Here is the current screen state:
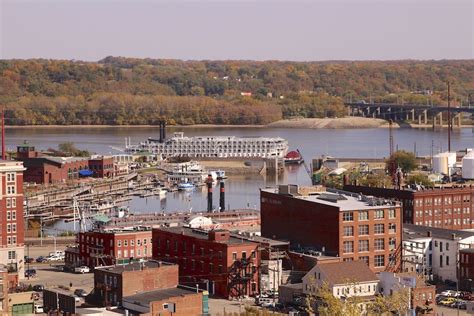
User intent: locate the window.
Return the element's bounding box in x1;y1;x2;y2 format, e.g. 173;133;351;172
6;199;11;208
6;211;10;221
117;250;122;258
192;244;195;255
375;238;385;251
12;224;16;233
242;251;247;259
375;255;385;267
201;248;205;256
174;241;178;252
358;211;369;221
192;260;196;270
343;226;354;237
389;238;396;250
388;223;396;234
446;256;450;266
124;240;128;247
6;224;11;233
124;250;128;257
374;224;384;234
446;243;449;251
8;251;16;260
359;256;369;266
7;173;15;182
359;240;369;252
7;185;15;195
440;242;443;252
343;212;353;222
183;242;187;253
440;255;443;267
143;239;147;245
374;210;384;219
165;240;169;251
210;263;214;273
130;240;134;246
219;251;223;259
359;225;369;235
343;241;354;253
218;265;223;273
388;209;396;219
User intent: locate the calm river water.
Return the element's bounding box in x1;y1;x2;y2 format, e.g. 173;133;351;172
8;126;472;233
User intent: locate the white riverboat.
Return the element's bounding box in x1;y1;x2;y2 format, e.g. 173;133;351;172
125;132;288;159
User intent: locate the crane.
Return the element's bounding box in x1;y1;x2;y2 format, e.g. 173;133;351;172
296;149;313;182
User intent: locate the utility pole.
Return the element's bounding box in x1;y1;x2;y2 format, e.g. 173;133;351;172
447;81;451;152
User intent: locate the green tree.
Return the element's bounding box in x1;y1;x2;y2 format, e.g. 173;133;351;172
407;174;433;187
386;150;417;175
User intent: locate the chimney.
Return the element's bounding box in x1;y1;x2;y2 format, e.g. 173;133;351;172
207;174;213;212
219;181;225;212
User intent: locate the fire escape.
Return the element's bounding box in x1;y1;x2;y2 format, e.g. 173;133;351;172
385;242;403;273
227;257;257;298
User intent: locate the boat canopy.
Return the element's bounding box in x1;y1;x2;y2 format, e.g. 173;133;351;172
78;169;94;177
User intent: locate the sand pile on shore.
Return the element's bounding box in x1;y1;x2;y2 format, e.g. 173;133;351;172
268;117;389;129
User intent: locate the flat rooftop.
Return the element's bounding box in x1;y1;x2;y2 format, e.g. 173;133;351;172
96;260;174;274
262;185;398;211
157;226;257;245
123;287;198;306
403;224;474;241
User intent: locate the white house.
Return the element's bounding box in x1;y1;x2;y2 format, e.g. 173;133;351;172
302;261;379;299
403;224;474;282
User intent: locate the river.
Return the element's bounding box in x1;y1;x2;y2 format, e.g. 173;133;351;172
8;126;472;234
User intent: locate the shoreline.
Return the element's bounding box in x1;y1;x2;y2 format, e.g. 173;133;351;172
4;119;473;130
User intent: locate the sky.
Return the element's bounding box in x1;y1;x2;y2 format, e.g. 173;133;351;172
0;0;473;61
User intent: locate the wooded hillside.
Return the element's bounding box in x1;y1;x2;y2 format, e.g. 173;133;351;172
1;58;472;125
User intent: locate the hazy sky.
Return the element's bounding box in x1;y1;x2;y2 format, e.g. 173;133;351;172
1;0;473;61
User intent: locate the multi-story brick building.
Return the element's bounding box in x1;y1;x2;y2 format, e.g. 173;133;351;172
152;227;260;298
344;184;474;230
261;185;402;273
0;161;25;280
459;248;474;290
65;228;152;268
89;260;178;306
88;156;114;178
17;144;118;185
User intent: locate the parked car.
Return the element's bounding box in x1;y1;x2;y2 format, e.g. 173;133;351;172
32;284;44;292
439;297;456;306
74;266;90;274
440;290;457;297
74;289;87;297
46;255;61;262
459;291;472;300
24;256;35;263
73;295;81;302
36;256;47;263
34;304;44;314
25;269;37;278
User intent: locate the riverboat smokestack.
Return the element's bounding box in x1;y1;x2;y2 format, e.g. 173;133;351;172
207;174;213;212
219;181;225;212
158;121;166;143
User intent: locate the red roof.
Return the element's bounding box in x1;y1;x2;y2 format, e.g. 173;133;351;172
285;151;301;159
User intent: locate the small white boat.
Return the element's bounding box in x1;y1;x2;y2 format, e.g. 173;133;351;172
178;183;195;191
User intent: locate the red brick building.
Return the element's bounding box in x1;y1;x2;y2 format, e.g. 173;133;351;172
261;185;402;273
344;184;474;230
0;161;26;280
88;156;114;178
459;248;474;290
17;144;117;185
65;228;152;268
89;260;178;306
152;227;260;298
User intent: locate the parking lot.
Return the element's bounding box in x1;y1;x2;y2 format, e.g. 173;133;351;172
22;263;94;293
